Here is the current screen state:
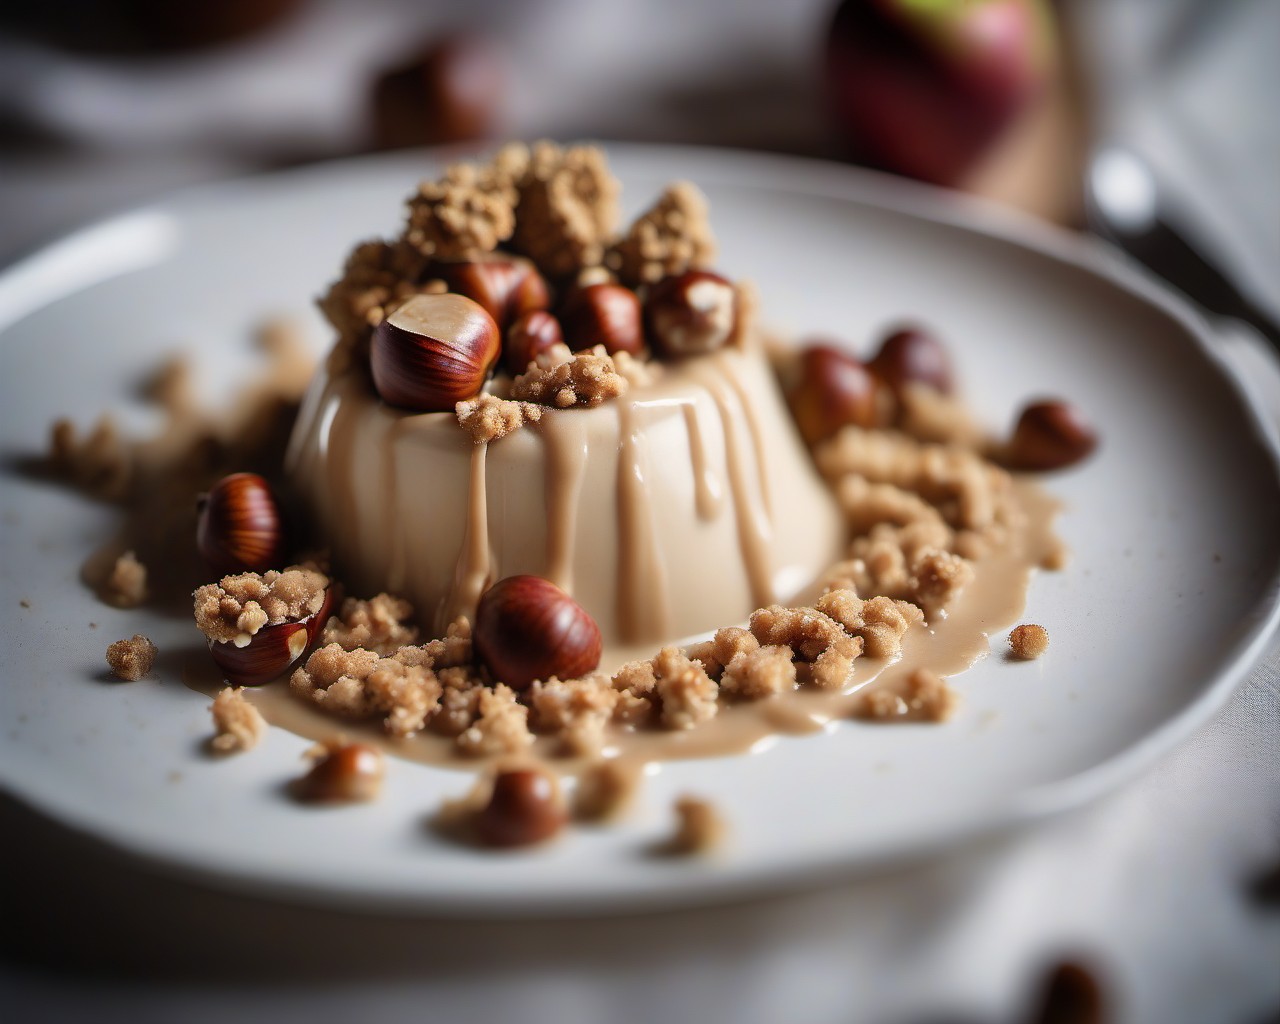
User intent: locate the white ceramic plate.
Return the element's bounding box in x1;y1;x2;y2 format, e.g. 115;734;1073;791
2;146;1278;916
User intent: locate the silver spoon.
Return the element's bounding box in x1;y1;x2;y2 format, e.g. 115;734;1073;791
1085;144;1280;351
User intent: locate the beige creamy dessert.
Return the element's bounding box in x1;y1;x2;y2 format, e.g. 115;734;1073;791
285;328;844;651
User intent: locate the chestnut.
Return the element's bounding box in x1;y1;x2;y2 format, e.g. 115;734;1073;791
370;293;500;412
475;767;567;847
644;269;736;358
196;472;288;576
208;584;336;687
1005;399;1098;471
504;310;564;375
432;258;550;330
786;344;884;445
473;575;602;690
295;742;385;802
868;325;953;395
558;283;644;357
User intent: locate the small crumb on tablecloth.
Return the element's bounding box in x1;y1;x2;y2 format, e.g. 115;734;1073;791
105;634;157;681
210;686;267;753
1009;623;1050;660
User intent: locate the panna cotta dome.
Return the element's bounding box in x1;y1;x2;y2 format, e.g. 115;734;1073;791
285;332;843;654
285;140;846;660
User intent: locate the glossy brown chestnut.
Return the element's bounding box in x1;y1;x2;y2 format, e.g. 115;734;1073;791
868;325;953;394
504;310;564;374
475;768;567;847
207;583;335;687
371;293;500;412
295;742;385;802
786;344;884;445
644;269;736;358
433;258;550;329
196;472;288;576
558;283;644;357
1005;399;1098;471
473;575;602;690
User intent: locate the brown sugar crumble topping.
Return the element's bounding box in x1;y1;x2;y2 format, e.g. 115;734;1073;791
510;348;629;409
105;634;157;681
209;686;267;753
105;550;148;608
1009;623;1050;660
321;593;419;655
608;181;717;287
194;567;330;645
661;795;726;856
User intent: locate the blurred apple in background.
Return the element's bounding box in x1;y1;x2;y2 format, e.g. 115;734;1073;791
823;0;1057;186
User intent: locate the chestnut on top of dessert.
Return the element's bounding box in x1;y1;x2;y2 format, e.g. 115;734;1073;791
371;293;501;411
429;257;550;331
644;269;737;359
558;283;645;357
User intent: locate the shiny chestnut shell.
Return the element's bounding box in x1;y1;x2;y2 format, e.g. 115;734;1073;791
475;768;567;847
1005;399;1099;471
371;293;500;411
433;258;550;329
868;326;953;395
196;472;288;576
207;583;335;687
786;344;883;445
558;283;644;356
644;269;736;358
473;575;602;690
504;309;564;374
295;743;385;802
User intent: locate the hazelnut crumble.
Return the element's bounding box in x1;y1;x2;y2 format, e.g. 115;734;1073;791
194;567;329;645
105;550;148;608
209;686;267;753
321;593;419;655
510;349;629;409
105;634;157;681
662;795;726;856
1009;623;1050;660
608;181;716;287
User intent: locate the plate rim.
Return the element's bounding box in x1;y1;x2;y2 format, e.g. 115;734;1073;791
2;142;1279;916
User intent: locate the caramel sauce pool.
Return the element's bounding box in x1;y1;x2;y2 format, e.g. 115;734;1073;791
184;480;1060;774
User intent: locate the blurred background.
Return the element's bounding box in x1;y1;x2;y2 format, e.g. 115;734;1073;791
0;0;1276;335
1;1;1277;1022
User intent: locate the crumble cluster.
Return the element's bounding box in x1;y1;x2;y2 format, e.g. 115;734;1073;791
455;394;545;443
286;582;927;759
105;633;157;681
1009;623;1050;660
210;686;267;753
194;567;329;644
49;416;132;501
321;593;419;655
318;141;717;370
510;349;629;409
858;668;959;723
105;550;148;608
607;182;717;288
664;795;725;856
509;141;620;278
814;425;1020;621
